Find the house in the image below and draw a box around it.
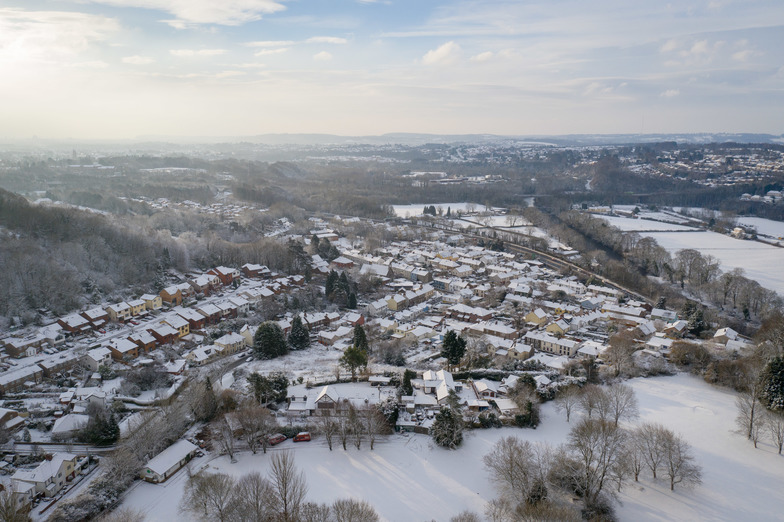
[141,439,198,483]
[0,365,44,394]
[129,331,157,353]
[197,304,222,325]
[664,320,689,337]
[650,308,677,322]
[214,333,245,355]
[189,274,221,296]
[330,257,355,270]
[228,296,250,315]
[12,453,80,497]
[57,313,92,335]
[176,307,206,330]
[160,285,183,306]
[318,326,354,346]
[81,307,109,328]
[106,302,132,322]
[524,331,580,357]
[241,263,271,279]
[239,324,255,347]
[186,345,216,366]
[712,327,739,345]
[83,347,112,371]
[127,299,147,317]
[208,266,241,286]
[162,315,190,338]
[344,312,365,327]
[147,324,179,345]
[366,298,389,317]
[472,379,499,399]
[420,369,457,403]
[140,293,163,311]
[2,336,45,358]
[525,308,548,326]
[108,338,139,360]
[38,353,80,377]
[545,319,570,336]
[216,301,238,319]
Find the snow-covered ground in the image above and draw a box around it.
[643,231,784,295]
[391,203,499,218]
[119,374,783,522]
[598,215,698,232]
[734,216,784,241]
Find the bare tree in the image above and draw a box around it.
[555,385,581,422]
[736,391,764,447]
[231,471,276,521]
[567,418,627,506]
[300,502,333,522]
[331,498,380,522]
[604,329,639,377]
[362,405,388,450]
[319,413,338,451]
[605,383,639,426]
[661,430,702,490]
[99,507,145,522]
[180,472,236,522]
[578,385,608,420]
[268,451,308,522]
[483,436,537,506]
[450,510,481,522]
[764,410,784,454]
[235,403,275,455]
[336,404,352,451]
[635,422,667,479]
[0,485,32,522]
[215,415,236,462]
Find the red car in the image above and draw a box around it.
[268,433,286,446]
[293,432,311,442]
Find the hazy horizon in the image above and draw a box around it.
[2,0,784,140]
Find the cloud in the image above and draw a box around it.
[306,36,348,44]
[254,48,288,56]
[244,40,294,48]
[313,51,333,61]
[470,51,493,63]
[122,55,154,65]
[215,70,246,78]
[660,89,680,98]
[422,41,461,65]
[0,8,120,65]
[70,60,109,68]
[84,0,285,27]
[170,49,226,57]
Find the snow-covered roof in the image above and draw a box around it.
[144,440,198,476]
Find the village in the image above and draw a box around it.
[0,206,759,519]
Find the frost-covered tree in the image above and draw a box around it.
[180,472,236,522]
[760,356,784,412]
[431,406,464,449]
[288,315,310,351]
[254,321,288,359]
[352,324,369,353]
[555,385,581,422]
[441,330,466,371]
[268,451,308,522]
[661,430,702,491]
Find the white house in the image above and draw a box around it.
[141,439,198,483]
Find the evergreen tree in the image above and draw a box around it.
[441,330,467,371]
[348,292,357,309]
[446,206,451,217]
[340,346,368,382]
[197,377,218,422]
[761,356,784,412]
[431,406,464,449]
[353,325,369,353]
[687,307,706,336]
[288,316,310,350]
[254,321,288,359]
[401,369,416,396]
[325,270,339,299]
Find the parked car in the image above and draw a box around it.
[293,432,311,442]
[268,433,287,446]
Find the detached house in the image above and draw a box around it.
[141,439,198,483]
[140,293,163,311]
[160,285,183,306]
[12,453,80,498]
[81,307,109,329]
[208,266,240,286]
[106,302,132,322]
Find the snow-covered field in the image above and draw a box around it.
[643,231,784,295]
[119,374,783,522]
[599,215,698,232]
[734,216,784,240]
[391,203,498,218]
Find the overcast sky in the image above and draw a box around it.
[1,0,783,139]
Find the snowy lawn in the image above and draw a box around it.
[642,231,784,295]
[119,374,784,521]
[391,203,500,218]
[598,215,699,232]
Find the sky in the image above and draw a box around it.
[1,0,783,140]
